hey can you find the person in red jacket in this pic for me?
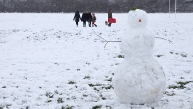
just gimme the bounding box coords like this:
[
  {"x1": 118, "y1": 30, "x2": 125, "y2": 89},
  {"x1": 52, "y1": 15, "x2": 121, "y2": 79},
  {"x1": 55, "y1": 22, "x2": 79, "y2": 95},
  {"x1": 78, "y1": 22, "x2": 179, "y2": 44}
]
[
  {"x1": 92, "y1": 13, "x2": 97, "y2": 27},
  {"x1": 108, "y1": 9, "x2": 112, "y2": 27}
]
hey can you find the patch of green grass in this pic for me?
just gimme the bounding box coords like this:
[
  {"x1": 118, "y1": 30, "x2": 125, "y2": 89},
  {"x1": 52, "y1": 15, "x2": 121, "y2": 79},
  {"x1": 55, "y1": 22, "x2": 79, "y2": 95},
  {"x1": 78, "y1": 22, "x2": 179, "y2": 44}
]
[
  {"x1": 54, "y1": 90, "x2": 59, "y2": 94},
  {"x1": 88, "y1": 83, "x2": 113, "y2": 91},
  {"x1": 84, "y1": 76, "x2": 90, "y2": 79},
  {"x1": 100, "y1": 94, "x2": 106, "y2": 100},
  {"x1": 13, "y1": 29, "x2": 19, "y2": 32},
  {"x1": 57, "y1": 98, "x2": 64, "y2": 103},
  {"x1": 71, "y1": 96, "x2": 76, "y2": 100},
  {"x1": 157, "y1": 55, "x2": 164, "y2": 58},
  {"x1": 115, "y1": 63, "x2": 119, "y2": 65},
  {"x1": 61, "y1": 105, "x2": 74, "y2": 109},
  {"x1": 0, "y1": 104, "x2": 11, "y2": 109},
  {"x1": 168, "y1": 81, "x2": 193, "y2": 89},
  {"x1": 68, "y1": 81, "x2": 76, "y2": 84},
  {"x1": 177, "y1": 81, "x2": 193, "y2": 86},
  {"x1": 93, "y1": 87, "x2": 99, "y2": 91},
  {"x1": 46, "y1": 100, "x2": 52, "y2": 103},
  {"x1": 45, "y1": 92, "x2": 54, "y2": 98},
  {"x1": 181, "y1": 53, "x2": 187, "y2": 57},
  {"x1": 92, "y1": 105, "x2": 102, "y2": 109},
  {"x1": 88, "y1": 84, "x2": 102, "y2": 87},
  {"x1": 66, "y1": 106, "x2": 74, "y2": 109},
  {"x1": 165, "y1": 91, "x2": 175, "y2": 96},
  {"x1": 102, "y1": 84, "x2": 113, "y2": 90},
  {"x1": 105, "y1": 78, "x2": 112, "y2": 82},
  {"x1": 54, "y1": 63, "x2": 59, "y2": 65},
  {"x1": 66, "y1": 107, "x2": 73, "y2": 109},
  {"x1": 184, "y1": 70, "x2": 191, "y2": 74},
  {"x1": 83, "y1": 94, "x2": 88, "y2": 97},
  {"x1": 86, "y1": 62, "x2": 90, "y2": 65},
  {"x1": 117, "y1": 55, "x2": 124, "y2": 58},
  {"x1": 25, "y1": 106, "x2": 30, "y2": 109},
  {"x1": 106, "y1": 106, "x2": 112, "y2": 109},
  {"x1": 168, "y1": 85, "x2": 178, "y2": 89},
  {"x1": 180, "y1": 77, "x2": 184, "y2": 79}
]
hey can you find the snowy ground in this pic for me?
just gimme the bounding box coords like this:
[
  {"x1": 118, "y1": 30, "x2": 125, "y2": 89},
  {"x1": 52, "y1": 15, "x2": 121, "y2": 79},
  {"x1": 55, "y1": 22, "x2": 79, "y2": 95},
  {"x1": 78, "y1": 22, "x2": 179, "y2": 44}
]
[{"x1": 0, "y1": 13, "x2": 193, "y2": 109}]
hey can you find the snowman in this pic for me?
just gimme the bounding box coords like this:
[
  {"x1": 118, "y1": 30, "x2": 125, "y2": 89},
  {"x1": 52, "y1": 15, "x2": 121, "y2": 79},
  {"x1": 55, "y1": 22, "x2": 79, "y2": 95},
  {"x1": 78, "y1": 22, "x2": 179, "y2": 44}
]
[{"x1": 112, "y1": 9, "x2": 166, "y2": 107}]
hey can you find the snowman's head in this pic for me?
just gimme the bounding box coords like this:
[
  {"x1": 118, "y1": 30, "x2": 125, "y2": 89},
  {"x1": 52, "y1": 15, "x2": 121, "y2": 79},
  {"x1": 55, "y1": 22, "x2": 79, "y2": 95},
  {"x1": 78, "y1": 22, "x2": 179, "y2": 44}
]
[{"x1": 128, "y1": 9, "x2": 148, "y2": 28}]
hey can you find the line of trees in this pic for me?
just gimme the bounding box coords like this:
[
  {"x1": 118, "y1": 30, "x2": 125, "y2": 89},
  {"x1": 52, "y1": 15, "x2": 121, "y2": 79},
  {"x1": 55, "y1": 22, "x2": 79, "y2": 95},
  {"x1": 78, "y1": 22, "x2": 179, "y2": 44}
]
[{"x1": 0, "y1": 0, "x2": 193, "y2": 13}]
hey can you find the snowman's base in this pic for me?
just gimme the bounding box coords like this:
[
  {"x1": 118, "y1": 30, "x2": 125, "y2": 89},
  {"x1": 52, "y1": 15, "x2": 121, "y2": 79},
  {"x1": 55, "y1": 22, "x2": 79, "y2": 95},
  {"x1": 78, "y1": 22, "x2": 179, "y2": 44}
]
[
  {"x1": 129, "y1": 103, "x2": 155, "y2": 108},
  {"x1": 112, "y1": 58, "x2": 166, "y2": 107},
  {"x1": 119, "y1": 99, "x2": 159, "y2": 107}
]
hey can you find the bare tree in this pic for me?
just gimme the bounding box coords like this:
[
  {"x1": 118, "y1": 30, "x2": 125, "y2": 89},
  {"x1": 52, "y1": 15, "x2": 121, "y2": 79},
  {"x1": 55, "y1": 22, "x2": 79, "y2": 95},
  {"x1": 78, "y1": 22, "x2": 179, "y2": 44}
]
[{"x1": 0, "y1": 0, "x2": 192, "y2": 13}]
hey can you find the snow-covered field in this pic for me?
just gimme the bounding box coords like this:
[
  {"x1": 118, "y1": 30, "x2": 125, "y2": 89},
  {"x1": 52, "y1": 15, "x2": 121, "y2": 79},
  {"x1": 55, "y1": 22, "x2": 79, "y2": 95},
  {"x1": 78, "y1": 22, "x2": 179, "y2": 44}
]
[{"x1": 0, "y1": 13, "x2": 193, "y2": 109}]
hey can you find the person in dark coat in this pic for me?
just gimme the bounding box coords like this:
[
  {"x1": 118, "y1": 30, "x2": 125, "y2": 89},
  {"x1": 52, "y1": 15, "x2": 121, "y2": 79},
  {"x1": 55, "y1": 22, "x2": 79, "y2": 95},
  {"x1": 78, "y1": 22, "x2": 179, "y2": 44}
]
[
  {"x1": 108, "y1": 9, "x2": 112, "y2": 27},
  {"x1": 87, "y1": 12, "x2": 92, "y2": 27},
  {"x1": 81, "y1": 11, "x2": 87, "y2": 27},
  {"x1": 73, "y1": 10, "x2": 81, "y2": 27}
]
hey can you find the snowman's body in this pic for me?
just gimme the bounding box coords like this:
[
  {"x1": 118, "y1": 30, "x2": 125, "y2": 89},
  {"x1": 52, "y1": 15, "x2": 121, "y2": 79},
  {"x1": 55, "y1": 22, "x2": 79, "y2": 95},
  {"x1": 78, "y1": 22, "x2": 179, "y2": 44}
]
[{"x1": 112, "y1": 9, "x2": 166, "y2": 106}]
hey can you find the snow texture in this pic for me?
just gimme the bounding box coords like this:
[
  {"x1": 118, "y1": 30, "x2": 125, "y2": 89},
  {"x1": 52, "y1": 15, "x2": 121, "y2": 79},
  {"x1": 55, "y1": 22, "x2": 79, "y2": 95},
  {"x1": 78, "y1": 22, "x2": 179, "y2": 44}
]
[{"x1": 0, "y1": 13, "x2": 193, "y2": 109}]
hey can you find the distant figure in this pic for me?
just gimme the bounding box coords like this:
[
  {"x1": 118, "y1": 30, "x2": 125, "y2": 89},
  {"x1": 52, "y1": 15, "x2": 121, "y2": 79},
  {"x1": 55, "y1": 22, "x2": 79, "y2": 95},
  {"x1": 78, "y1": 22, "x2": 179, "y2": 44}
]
[
  {"x1": 73, "y1": 10, "x2": 81, "y2": 27},
  {"x1": 92, "y1": 13, "x2": 97, "y2": 27},
  {"x1": 87, "y1": 12, "x2": 92, "y2": 27},
  {"x1": 81, "y1": 11, "x2": 87, "y2": 27},
  {"x1": 108, "y1": 9, "x2": 112, "y2": 27},
  {"x1": 105, "y1": 21, "x2": 108, "y2": 25}
]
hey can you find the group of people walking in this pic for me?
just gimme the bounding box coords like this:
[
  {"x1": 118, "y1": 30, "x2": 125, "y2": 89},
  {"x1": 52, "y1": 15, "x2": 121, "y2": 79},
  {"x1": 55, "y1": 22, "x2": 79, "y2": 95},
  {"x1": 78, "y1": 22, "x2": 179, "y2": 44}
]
[
  {"x1": 73, "y1": 9, "x2": 113, "y2": 27},
  {"x1": 73, "y1": 11, "x2": 97, "y2": 27}
]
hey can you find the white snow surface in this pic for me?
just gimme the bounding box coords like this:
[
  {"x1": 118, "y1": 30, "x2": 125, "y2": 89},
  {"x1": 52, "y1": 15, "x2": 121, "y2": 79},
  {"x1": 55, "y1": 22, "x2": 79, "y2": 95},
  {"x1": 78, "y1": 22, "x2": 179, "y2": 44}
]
[
  {"x1": 113, "y1": 9, "x2": 166, "y2": 107},
  {"x1": 0, "y1": 13, "x2": 193, "y2": 109}
]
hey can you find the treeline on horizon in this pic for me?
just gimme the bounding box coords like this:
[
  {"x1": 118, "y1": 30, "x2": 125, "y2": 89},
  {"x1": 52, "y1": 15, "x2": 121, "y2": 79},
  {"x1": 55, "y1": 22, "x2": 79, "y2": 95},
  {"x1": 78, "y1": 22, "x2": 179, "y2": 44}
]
[{"x1": 0, "y1": 0, "x2": 192, "y2": 13}]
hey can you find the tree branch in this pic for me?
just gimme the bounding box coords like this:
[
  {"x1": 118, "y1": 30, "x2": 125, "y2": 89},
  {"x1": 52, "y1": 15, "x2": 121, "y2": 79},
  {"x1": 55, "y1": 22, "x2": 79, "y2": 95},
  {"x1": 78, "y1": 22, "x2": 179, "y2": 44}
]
[
  {"x1": 102, "y1": 41, "x2": 121, "y2": 48},
  {"x1": 95, "y1": 33, "x2": 172, "y2": 48},
  {"x1": 155, "y1": 37, "x2": 173, "y2": 43},
  {"x1": 94, "y1": 33, "x2": 121, "y2": 48}
]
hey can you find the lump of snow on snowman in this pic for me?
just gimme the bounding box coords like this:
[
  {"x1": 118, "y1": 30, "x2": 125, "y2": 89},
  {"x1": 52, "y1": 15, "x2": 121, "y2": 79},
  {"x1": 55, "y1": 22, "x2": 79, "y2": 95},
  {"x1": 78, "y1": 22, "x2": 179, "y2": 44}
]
[{"x1": 112, "y1": 9, "x2": 166, "y2": 107}]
